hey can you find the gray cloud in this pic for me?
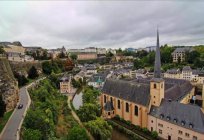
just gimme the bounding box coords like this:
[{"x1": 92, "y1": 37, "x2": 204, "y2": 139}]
[{"x1": 0, "y1": 1, "x2": 204, "y2": 49}]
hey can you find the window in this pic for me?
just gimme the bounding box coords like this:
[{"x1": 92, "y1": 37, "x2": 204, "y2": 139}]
[
  {"x1": 178, "y1": 137, "x2": 182, "y2": 140},
  {"x1": 151, "y1": 127, "x2": 153, "y2": 132},
  {"x1": 104, "y1": 95, "x2": 106, "y2": 103},
  {"x1": 185, "y1": 133, "x2": 189, "y2": 137},
  {"x1": 161, "y1": 83, "x2": 163, "y2": 88},
  {"x1": 118, "y1": 100, "x2": 120, "y2": 109},
  {"x1": 134, "y1": 105, "x2": 138, "y2": 116},
  {"x1": 158, "y1": 123, "x2": 163, "y2": 127},
  {"x1": 151, "y1": 120, "x2": 153, "y2": 123},
  {"x1": 108, "y1": 112, "x2": 110, "y2": 115},
  {"x1": 193, "y1": 136, "x2": 197, "y2": 140},
  {"x1": 126, "y1": 103, "x2": 129, "y2": 112},
  {"x1": 159, "y1": 129, "x2": 162, "y2": 134},
  {"x1": 154, "y1": 83, "x2": 156, "y2": 89},
  {"x1": 178, "y1": 130, "x2": 183, "y2": 135},
  {"x1": 110, "y1": 97, "x2": 113, "y2": 103}
]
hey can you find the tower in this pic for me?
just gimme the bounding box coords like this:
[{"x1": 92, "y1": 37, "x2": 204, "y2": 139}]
[
  {"x1": 202, "y1": 80, "x2": 204, "y2": 109},
  {"x1": 150, "y1": 29, "x2": 164, "y2": 107}
]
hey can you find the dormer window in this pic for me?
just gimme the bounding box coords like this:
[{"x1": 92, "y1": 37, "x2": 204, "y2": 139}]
[
  {"x1": 160, "y1": 114, "x2": 164, "y2": 119},
  {"x1": 166, "y1": 116, "x2": 171, "y2": 121},
  {"x1": 189, "y1": 123, "x2": 194, "y2": 128},
  {"x1": 181, "y1": 121, "x2": 185, "y2": 126}
]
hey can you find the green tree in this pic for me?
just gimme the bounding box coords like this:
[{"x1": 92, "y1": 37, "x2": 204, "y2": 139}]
[
  {"x1": 0, "y1": 46, "x2": 5, "y2": 54},
  {"x1": 23, "y1": 128, "x2": 42, "y2": 140},
  {"x1": 85, "y1": 117, "x2": 112, "y2": 140},
  {"x1": 77, "y1": 103, "x2": 100, "y2": 122},
  {"x1": 28, "y1": 66, "x2": 39, "y2": 79},
  {"x1": 42, "y1": 61, "x2": 53, "y2": 75},
  {"x1": 185, "y1": 50, "x2": 200, "y2": 64},
  {"x1": 133, "y1": 59, "x2": 143, "y2": 69},
  {"x1": 67, "y1": 126, "x2": 89, "y2": 140},
  {"x1": 14, "y1": 72, "x2": 29, "y2": 87},
  {"x1": 0, "y1": 95, "x2": 6, "y2": 117},
  {"x1": 70, "y1": 53, "x2": 78, "y2": 61}
]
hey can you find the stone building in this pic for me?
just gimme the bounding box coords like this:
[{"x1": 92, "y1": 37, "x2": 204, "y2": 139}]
[
  {"x1": 59, "y1": 75, "x2": 73, "y2": 94},
  {"x1": 172, "y1": 47, "x2": 192, "y2": 63},
  {"x1": 100, "y1": 30, "x2": 204, "y2": 140}
]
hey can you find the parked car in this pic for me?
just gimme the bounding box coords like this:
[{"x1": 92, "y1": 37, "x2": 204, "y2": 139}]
[{"x1": 17, "y1": 104, "x2": 23, "y2": 109}]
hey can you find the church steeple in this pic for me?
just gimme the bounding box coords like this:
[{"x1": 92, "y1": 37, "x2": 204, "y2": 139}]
[{"x1": 154, "y1": 28, "x2": 161, "y2": 78}]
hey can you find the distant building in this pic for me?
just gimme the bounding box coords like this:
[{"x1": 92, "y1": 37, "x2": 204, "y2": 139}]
[
  {"x1": 84, "y1": 47, "x2": 97, "y2": 53},
  {"x1": 172, "y1": 47, "x2": 192, "y2": 63},
  {"x1": 48, "y1": 46, "x2": 67, "y2": 59},
  {"x1": 59, "y1": 75, "x2": 73, "y2": 94},
  {"x1": 145, "y1": 46, "x2": 156, "y2": 52},
  {"x1": 88, "y1": 73, "x2": 106, "y2": 88},
  {"x1": 97, "y1": 48, "x2": 106, "y2": 54},
  {"x1": 164, "y1": 66, "x2": 204, "y2": 84},
  {"x1": 77, "y1": 53, "x2": 97, "y2": 60}
]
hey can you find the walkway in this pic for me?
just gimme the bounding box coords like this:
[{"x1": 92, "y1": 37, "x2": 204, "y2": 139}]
[{"x1": 67, "y1": 95, "x2": 94, "y2": 140}]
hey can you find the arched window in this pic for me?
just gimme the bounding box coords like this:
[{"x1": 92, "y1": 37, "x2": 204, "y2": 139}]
[
  {"x1": 161, "y1": 83, "x2": 163, "y2": 88},
  {"x1": 135, "y1": 105, "x2": 138, "y2": 116},
  {"x1": 104, "y1": 95, "x2": 106, "y2": 103},
  {"x1": 118, "y1": 100, "x2": 120, "y2": 109},
  {"x1": 110, "y1": 97, "x2": 113, "y2": 103},
  {"x1": 126, "y1": 103, "x2": 129, "y2": 112},
  {"x1": 154, "y1": 83, "x2": 157, "y2": 89}
]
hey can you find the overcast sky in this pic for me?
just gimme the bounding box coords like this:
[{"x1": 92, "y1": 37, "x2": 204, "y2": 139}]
[{"x1": 0, "y1": 1, "x2": 204, "y2": 49}]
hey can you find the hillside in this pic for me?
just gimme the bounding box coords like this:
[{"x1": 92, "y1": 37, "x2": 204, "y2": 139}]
[{"x1": 0, "y1": 58, "x2": 19, "y2": 111}]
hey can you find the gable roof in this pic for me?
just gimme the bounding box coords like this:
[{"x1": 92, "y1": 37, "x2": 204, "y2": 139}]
[
  {"x1": 149, "y1": 100, "x2": 204, "y2": 134},
  {"x1": 102, "y1": 79, "x2": 150, "y2": 106}
]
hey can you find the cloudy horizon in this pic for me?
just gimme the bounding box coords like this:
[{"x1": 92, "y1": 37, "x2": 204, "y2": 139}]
[{"x1": 0, "y1": 1, "x2": 204, "y2": 49}]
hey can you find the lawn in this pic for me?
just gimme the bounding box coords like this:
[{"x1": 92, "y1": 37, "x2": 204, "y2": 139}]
[{"x1": 0, "y1": 110, "x2": 14, "y2": 133}]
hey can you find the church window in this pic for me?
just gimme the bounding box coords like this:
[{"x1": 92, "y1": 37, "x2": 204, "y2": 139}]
[
  {"x1": 134, "y1": 105, "x2": 138, "y2": 116},
  {"x1": 110, "y1": 97, "x2": 113, "y2": 103},
  {"x1": 118, "y1": 100, "x2": 120, "y2": 109},
  {"x1": 104, "y1": 95, "x2": 106, "y2": 103},
  {"x1": 154, "y1": 84, "x2": 156, "y2": 89},
  {"x1": 126, "y1": 103, "x2": 129, "y2": 112}
]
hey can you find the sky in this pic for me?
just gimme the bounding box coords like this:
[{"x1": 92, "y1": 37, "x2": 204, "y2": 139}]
[{"x1": 0, "y1": 1, "x2": 204, "y2": 49}]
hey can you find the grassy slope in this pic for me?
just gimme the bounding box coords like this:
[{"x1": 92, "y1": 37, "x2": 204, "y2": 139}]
[{"x1": 0, "y1": 110, "x2": 14, "y2": 133}]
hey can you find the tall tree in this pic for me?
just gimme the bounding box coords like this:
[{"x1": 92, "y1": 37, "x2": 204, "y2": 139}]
[
  {"x1": 0, "y1": 95, "x2": 6, "y2": 117},
  {"x1": 67, "y1": 126, "x2": 89, "y2": 140},
  {"x1": 0, "y1": 46, "x2": 5, "y2": 54},
  {"x1": 28, "y1": 66, "x2": 39, "y2": 79},
  {"x1": 85, "y1": 117, "x2": 112, "y2": 140},
  {"x1": 22, "y1": 129, "x2": 42, "y2": 140}
]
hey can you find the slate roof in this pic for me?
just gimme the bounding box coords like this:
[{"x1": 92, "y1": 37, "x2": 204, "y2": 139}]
[
  {"x1": 89, "y1": 73, "x2": 106, "y2": 83},
  {"x1": 172, "y1": 47, "x2": 192, "y2": 53},
  {"x1": 166, "y1": 69, "x2": 181, "y2": 74},
  {"x1": 104, "y1": 101, "x2": 114, "y2": 111},
  {"x1": 182, "y1": 66, "x2": 192, "y2": 71},
  {"x1": 149, "y1": 99, "x2": 204, "y2": 134},
  {"x1": 102, "y1": 79, "x2": 150, "y2": 106},
  {"x1": 102, "y1": 77, "x2": 193, "y2": 106}
]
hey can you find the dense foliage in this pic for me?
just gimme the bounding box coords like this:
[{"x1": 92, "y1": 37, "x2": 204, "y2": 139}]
[
  {"x1": 42, "y1": 59, "x2": 74, "y2": 75},
  {"x1": 67, "y1": 126, "x2": 89, "y2": 140},
  {"x1": 22, "y1": 79, "x2": 80, "y2": 139},
  {"x1": 0, "y1": 95, "x2": 6, "y2": 117},
  {"x1": 85, "y1": 117, "x2": 112, "y2": 140},
  {"x1": 75, "y1": 86, "x2": 112, "y2": 140},
  {"x1": 14, "y1": 72, "x2": 29, "y2": 87},
  {"x1": 28, "y1": 66, "x2": 39, "y2": 79}
]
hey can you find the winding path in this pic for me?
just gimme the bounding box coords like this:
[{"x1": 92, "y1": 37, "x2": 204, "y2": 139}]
[{"x1": 67, "y1": 95, "x2": 94, "y2": 140}]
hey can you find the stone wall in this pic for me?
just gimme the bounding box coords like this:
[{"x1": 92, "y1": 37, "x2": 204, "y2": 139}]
[{"x1": 0, "y1": 58, "x2": 19, "y2": 111}]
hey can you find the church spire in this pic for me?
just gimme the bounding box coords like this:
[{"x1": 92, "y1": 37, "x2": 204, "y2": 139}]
[{"x1": 154, "y1": 28, "x2": 161, "y2": 78}]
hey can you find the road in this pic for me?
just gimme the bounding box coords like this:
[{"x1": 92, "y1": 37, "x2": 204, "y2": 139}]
[{"x1": 0, "y1": 87, "x2": 30, "y2": 140}]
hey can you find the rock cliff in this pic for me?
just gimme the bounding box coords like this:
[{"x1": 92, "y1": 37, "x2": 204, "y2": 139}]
[{"x1": 0, "y1": 58, "x2": 19, "y2": 111}]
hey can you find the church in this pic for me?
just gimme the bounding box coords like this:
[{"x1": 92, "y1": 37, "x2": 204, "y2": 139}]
[{"x1": 101, "y1": 30, "x2": 204, "y2": 140}]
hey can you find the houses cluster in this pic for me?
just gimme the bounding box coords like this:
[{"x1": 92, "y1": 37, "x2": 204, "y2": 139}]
[
  {"x1": 100, "y1": 31, "x2": 204, "y2": 140},
  {"x1": 164, "y1": 66, "x2": 204, "y2": 84}
]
